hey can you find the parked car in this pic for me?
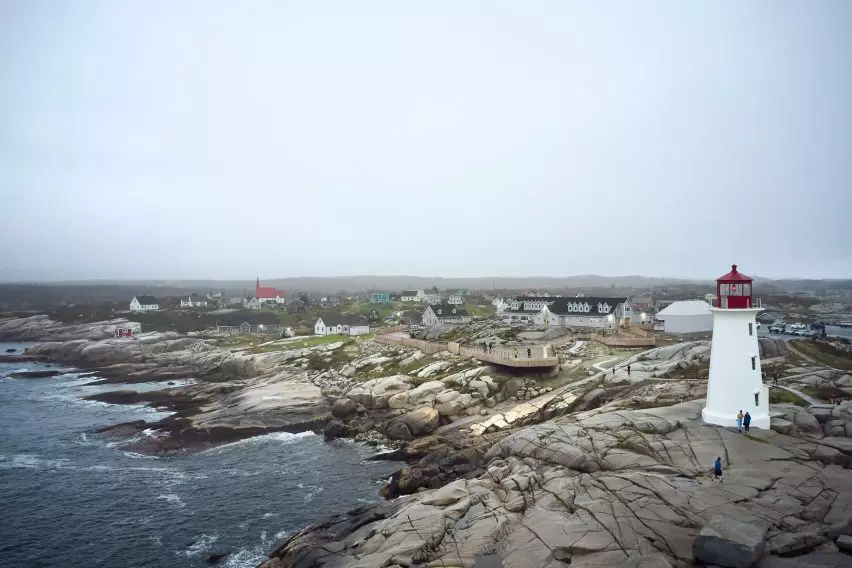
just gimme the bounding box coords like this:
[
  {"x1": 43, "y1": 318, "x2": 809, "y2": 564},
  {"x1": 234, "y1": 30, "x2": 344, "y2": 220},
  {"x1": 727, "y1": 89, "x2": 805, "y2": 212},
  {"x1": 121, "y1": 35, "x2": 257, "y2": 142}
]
[{"x1": 769, "y1": 325, "x2": 785, "y2": 333}]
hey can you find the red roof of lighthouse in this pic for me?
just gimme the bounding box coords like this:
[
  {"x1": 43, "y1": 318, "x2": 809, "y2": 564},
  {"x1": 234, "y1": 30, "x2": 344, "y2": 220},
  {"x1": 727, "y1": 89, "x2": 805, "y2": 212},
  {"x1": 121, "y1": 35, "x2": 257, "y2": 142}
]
[{"x1": 716, "y1": 264, "x2": 752, "y2": 283}]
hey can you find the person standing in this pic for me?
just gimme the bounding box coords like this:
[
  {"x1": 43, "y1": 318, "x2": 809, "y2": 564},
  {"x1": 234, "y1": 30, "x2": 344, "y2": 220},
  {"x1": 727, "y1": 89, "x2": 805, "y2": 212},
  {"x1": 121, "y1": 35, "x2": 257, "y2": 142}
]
[
  {"x1": 736, "y1": 410, "x2": 744, "y2": 433},
  {"x1": 526, "y1": 347, "x2": 531, "y2": 358},
  {"x1": 627, "y1": 364, "x2": 631, "y2": 376},
  {"x1": 773, "y1": 372, "x2": 778, "y2": 386},
  {"x1": 743, "y1": 412, "x2": 752, "y2": 433},
  {"x1": 513, "y1": 347, "x2": 518, "y2": 359},
  {"x1": 713, "y1": 456, "x2": 723, "y2": 482}
]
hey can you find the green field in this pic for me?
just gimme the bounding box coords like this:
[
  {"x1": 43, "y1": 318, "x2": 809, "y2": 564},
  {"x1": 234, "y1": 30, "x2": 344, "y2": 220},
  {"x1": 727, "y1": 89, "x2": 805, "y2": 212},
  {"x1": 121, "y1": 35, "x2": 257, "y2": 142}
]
[{"x1": 791, "y1": 340, "x2": 852, "y2": 370}]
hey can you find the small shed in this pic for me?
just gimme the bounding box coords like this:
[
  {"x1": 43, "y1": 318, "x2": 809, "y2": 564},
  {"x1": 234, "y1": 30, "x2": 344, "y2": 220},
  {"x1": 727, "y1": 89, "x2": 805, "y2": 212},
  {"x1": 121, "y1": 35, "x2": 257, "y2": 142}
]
[{"x1": 654, "y1": 300, "x2": 713, "y2": 334}]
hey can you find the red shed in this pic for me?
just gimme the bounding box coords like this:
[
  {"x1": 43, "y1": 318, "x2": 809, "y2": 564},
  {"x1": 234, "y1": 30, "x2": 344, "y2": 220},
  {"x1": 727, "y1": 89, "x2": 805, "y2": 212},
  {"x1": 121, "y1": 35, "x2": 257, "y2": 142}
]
[{"x1": 715, "y1": 264, "x2": 754, "y2": 309}]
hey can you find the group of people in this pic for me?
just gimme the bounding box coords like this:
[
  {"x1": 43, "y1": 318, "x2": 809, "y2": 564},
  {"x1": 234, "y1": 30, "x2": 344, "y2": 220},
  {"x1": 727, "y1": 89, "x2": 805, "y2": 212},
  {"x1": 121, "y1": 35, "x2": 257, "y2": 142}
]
[
  {"x1": 736, "y1": 409, "x2": 752, "y2": 433},
  {"x1": 479, "y1": 343, "x2": 536, "y2": 359}
]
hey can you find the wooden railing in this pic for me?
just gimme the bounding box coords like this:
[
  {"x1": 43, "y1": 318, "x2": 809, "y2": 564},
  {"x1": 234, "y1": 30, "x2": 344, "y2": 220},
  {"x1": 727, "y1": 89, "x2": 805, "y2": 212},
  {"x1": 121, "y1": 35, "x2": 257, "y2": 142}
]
[{"x1": 374, "y1": 333, "x2": 447, "y2": 354}]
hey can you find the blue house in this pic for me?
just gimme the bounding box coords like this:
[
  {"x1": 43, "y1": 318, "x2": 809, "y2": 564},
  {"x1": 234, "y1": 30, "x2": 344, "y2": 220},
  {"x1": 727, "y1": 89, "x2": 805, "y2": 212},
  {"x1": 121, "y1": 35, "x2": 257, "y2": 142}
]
[{"x1": 370, "y1": 292, "x2": 390, "y2": 304}]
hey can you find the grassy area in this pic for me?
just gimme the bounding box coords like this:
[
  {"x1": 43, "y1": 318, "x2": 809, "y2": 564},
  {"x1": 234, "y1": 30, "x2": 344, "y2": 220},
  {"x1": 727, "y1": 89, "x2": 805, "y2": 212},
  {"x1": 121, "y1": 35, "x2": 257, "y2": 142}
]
[
  {"x1": 791, "y1": 340, "x2": 852, "y2": 370},
  {"x1": 801, "y1": 385, "x2": 847, "y2": 402},
  {"x1": 769, "y1": 388, "x2": 808, "y2": 407},
  {"x1": 255, "y1": 334, "x2": 356, "y2": 351},
  {"x1": 464, "y1": 303, "x2": 495, "y2": 318}
]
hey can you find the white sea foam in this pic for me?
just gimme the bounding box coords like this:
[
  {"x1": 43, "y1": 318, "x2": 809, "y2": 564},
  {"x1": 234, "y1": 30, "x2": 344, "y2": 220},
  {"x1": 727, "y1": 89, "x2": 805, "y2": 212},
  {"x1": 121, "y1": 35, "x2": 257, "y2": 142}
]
[
  {"x1": 156, "y1": 493, "x2": 186, "y2": 509},
  {"x1": 198, "y1": 430, "x2": 315, "y2": 454},
  {"x1": 302, "y1": 485, "x2": 324, "y2": 503},
  {"x1": 221, "y1": 546, "x2": 267, "y2": 568},
  {"x1": 0, "y1": 453, "x2": 73, "y2": 470},
  {"x1": 182, "y1": 533, "x2": 219, "y2": 556}
]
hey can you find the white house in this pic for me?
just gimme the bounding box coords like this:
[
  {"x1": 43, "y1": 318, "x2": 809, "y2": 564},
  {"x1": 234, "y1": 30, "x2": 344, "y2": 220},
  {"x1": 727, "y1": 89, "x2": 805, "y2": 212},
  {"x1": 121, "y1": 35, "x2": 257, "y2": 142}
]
[
  {"x1": 422, "y1": 304, "x2": 471, "y2": 326},
  {"x1": 501, "y1": 296, "x2": 641, "y2": 328},
  {"x1": 244, "y1": 297, "x2": 263, "y2": 310},
  {"x1": 415, "y1": 289, "x2": 428, "y2": 302},
  {"x1": 180, "y1": 294, "x2": 209, "y2": 308},
  {"x1": 447, "y1": 294, "x2": 463, "y2": 305},
  {"x1": 315, "y1": 315, "x2": 370, "y2": 336},
  {"x1": 653, "y1": 300, "x2": 713, "y2": 334},
  {"x1": 400, "y1": 290, "x2": 419, "y2": 302},
  {"x1": 130, "y1": 296, "x2": 159, "y2": 312},
  {"x1": 424, "y1": 293, "x2": 443, "y2": 305}
]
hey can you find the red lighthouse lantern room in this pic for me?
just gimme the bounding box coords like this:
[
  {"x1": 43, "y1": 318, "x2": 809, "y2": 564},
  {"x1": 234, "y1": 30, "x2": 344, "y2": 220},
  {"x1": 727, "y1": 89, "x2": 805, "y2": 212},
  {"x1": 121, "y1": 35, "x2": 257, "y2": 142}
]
[{"x1": 716, "y1": 264, "x2": 753, "y2": 309}]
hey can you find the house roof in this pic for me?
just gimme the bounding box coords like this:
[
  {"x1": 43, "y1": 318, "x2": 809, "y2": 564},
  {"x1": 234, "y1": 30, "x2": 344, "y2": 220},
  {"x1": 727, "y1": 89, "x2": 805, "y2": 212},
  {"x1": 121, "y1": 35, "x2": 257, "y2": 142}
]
[
  {"x1": 401, "y1": 290, "x2": 418, "y2": 296},
  {"x1": 507, "y1": 296, "x2": 629, "y2": 316},
  {"x1": 428, "y1": 303, "x2": 469, "y2": 317},
  {"x1": 135, "y1": 295, "x2": 157, "y2": 305},
  {"x1": 256, "y1": 278, "x2": 284, "y2": 299},
  {"x1": 319, "y1": 314, "x2": 368, "y2": 327},
  {"x1": 655, "y1": 300, "x2": 711, "y2": 317}
]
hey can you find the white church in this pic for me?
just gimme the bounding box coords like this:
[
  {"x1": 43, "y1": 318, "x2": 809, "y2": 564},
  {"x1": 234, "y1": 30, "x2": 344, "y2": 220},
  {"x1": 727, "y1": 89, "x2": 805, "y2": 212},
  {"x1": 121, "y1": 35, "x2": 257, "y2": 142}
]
[{"x1": 703, "y1": 264, "x2": 769, "y2": 430}]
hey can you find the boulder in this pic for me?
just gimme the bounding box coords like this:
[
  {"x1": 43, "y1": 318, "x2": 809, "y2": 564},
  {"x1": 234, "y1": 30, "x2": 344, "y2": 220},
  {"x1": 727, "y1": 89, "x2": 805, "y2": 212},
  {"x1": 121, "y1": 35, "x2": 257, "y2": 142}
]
[
  {"x1": 386, "y1": 421, "x2": 413, "y2": 441},
  {"x1": 435, "y1": 389, "x2": 460, "y2": 404},
  {"x1": 771, "y1": 418, "x2": 796, "y2": 436},
  {"x1": 837, "y1": 535, "x2": 852, "y2": 552},
  {"x1": 331, "y1": 398, "x2": 358, "y2": 421},
  {"x1": 323, "y1": 419, "x2": 350, "y2": 440},
  {"x1": 436, "y1": 393, "x2": 474, "y2": 417},
  {"x1": 768, "y1": 532, "x2": 828, "y2": 555},
  {"x1": 407, "y1": 381, "x2": 446, "y2": 405},
  {"x1": 837, "y1": 375, "x2": 852, "y2": 388},
  {"x1": 692, "y1": 515, "x2": 768, "y2": 567},
  {"x1": 421, "y1": 479, "x2": 469, "y2": 506},
  {"x1": 795, "y1": 411, "x2": 823, "y2": 437},
  {"x1": 401, "y1": 406, "x2": 440, "y2": 436},
  {"x1": 346, "y1": 375, "x2": 412, "y2": 409},
  {"x1": 416, "y1": 360, "x2": 450, "y2": 378},
  {"x1": 387, "y1": 391, "x2": 410, "y2": 409}
]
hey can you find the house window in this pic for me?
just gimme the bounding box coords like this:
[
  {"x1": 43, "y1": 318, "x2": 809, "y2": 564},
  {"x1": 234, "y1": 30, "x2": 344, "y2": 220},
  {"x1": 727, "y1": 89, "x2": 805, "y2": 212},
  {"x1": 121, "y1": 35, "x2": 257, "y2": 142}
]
[
  {"x1": 748, "y1": 323, "x2": 753, "y2": 336},
  {"x1": 751, "y1": 356, "x2": 756, "y2": 370},
  {"x1": 754, "y1": 392, "x2": 759, "y2": 407}
]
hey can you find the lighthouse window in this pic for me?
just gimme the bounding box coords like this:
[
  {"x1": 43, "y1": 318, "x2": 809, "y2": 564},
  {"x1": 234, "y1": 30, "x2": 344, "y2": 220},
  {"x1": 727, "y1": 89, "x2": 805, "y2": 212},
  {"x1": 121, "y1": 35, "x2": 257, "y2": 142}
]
[
  {"x1": 751, "y1": 356, "x2": 756, "y2": 370},
  {"x1": 754, "y1": 392, "x2": 760, "y2": 407},
  {"x1": 749, "y1": 323, "x2": 753, "y2": 336}
]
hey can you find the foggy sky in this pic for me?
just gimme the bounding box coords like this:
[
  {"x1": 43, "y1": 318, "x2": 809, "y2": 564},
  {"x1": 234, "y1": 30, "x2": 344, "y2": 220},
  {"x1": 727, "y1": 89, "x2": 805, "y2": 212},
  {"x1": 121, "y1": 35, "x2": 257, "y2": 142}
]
[{"x1": 1, "y1": 1, "x2": 851, "y2": 281}]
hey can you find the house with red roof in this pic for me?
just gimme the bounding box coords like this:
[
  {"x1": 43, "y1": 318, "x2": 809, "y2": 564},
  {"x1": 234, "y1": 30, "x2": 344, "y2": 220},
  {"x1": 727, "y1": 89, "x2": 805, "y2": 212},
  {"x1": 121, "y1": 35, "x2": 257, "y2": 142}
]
[{"x1": 253, "y1": 278, "x2": 286, "y2": 305}]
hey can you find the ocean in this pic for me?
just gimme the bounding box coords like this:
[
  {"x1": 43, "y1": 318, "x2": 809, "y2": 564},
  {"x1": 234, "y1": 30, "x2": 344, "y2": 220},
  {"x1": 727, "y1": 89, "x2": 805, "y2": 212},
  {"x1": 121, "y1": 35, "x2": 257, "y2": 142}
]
[{"x1": 0, "y1": 343, "x2": 398, "y2": 568}]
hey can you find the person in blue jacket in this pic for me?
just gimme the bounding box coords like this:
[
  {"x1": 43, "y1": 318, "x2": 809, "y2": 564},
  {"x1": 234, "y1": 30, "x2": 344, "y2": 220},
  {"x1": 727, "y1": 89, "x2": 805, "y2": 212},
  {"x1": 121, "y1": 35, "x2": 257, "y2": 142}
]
[
  {"x1": 743, "y1": 411, "x2": 752, "y2": 433},
  {"x1": 713, "y1": 456, "x2": 723, "y2": 482}
]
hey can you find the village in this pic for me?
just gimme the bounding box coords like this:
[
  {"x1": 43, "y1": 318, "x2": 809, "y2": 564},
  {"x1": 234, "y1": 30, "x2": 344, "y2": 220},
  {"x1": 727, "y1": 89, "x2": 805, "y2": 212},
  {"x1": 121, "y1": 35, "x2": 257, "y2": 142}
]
[{"x1": 117, "y1": 273, "x2": 851, "y2": 348}]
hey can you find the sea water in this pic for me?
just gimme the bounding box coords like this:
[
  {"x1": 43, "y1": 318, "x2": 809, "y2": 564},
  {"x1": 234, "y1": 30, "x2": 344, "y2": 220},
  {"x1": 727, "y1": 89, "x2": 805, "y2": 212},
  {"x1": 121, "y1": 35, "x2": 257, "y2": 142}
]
[{"x1": 0, "y1": 343, "x2": 397, "y2": 567}]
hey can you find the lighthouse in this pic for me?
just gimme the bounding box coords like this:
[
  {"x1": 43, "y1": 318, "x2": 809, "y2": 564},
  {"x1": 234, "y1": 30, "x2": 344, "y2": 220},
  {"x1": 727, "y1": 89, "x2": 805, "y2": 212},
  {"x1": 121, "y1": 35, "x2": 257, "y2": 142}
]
[{"x1": 703, "y1": 264, "x2": 770, "y2": 430}]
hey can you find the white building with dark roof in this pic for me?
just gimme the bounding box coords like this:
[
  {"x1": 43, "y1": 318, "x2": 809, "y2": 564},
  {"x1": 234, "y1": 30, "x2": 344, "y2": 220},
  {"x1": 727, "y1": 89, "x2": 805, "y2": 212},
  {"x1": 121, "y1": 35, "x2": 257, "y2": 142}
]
[
  {"x1": 315, "y1": 315, "x2": 370, "y2": 336},
  {"x1": 180, "y1": 294, "x2": 209, "y2": 308},
  {"x1": 501, "y1": 296, "x2": 641, "y2": 328},
  {"x1": 130, "y1": 296, "x2": 159, "y2": 312},
  {"x1": 401, "y1": 290, "x2": 419, "y2": 302},
  {"x1": 422, "y1": 304, "x2": 471, "y2": 325},
  {"x1": 654, "y1": 301, "x2": 713, "y2": 334}
]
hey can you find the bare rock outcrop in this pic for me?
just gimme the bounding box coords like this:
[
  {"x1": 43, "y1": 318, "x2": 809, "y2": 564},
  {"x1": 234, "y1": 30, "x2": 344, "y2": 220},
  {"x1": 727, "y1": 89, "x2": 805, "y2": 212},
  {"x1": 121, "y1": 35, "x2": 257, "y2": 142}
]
[{"x1": 262, "y1": 400, "x2": 852, "y2": 568}]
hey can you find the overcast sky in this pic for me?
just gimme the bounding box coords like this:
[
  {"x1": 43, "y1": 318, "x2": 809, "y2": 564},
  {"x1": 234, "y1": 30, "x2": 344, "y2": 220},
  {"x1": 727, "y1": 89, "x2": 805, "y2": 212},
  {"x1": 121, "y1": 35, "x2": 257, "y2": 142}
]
[{"x1": 1, "y1": 1, "x2": 850, "y2": 281}]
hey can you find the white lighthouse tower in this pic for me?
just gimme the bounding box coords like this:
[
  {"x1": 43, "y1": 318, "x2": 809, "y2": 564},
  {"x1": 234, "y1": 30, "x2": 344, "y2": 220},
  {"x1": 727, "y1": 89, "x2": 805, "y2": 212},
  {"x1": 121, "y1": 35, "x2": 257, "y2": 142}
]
[{"x1": 703, "y1": 264, "x2": 770, "y2": 430}]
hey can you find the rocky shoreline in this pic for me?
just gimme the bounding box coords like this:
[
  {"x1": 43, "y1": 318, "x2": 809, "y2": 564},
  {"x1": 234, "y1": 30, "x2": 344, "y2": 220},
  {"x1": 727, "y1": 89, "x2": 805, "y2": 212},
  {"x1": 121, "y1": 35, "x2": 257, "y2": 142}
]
[{"x1": 4, "y1": 314, "x2": 852, "y2": 567}]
